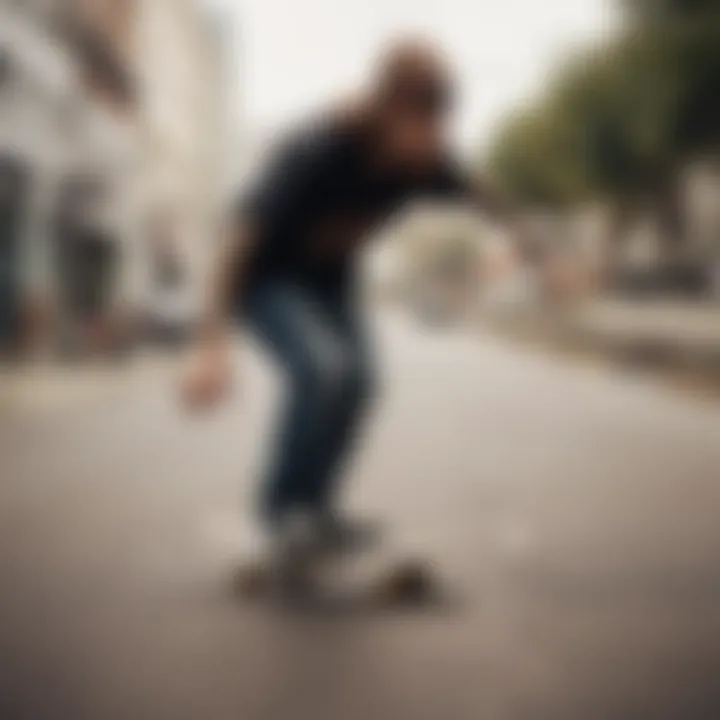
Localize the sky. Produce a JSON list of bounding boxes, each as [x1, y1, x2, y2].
[[207, 0, 616, 153]]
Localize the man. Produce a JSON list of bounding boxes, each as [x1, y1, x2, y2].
[[181, 39, 513, 575]]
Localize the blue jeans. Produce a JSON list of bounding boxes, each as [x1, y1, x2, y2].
[[244, 280, 375, 525]]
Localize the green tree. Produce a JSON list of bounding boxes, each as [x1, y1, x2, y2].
[[487, 106, 582, 207], [487, 0, 720, 260]]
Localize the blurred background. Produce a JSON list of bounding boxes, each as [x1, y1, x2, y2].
[[1, 0, 719, 385], [0, 0, 238, 362], [2, 1, 720, 719]]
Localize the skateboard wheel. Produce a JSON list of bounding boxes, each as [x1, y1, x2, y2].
[[231, 562, 270, 599], [372, 560, 436, 606]]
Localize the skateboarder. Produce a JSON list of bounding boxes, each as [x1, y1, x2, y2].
[[181, 38, 515, 577]]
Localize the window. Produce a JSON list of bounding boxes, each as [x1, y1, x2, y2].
[[0, 49, 13, 93]]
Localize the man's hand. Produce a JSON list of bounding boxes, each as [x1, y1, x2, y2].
[[180, 337, 234, 412]]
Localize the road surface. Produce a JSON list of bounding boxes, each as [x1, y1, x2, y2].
[[2, 313, 720, 720]]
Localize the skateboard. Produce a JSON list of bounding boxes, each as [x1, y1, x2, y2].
[[231, 554, 441, 610]]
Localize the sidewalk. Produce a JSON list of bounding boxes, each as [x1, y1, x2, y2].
[[569, 299, 720, 356], [0, 352, 180, 415], [481, 297, 720, 391], [3, 307, 720, 720]]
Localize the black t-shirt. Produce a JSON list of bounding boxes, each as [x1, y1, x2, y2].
[[237, 118, 470, 293]]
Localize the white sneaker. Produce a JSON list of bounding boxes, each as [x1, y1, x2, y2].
[[314, 513, 383, 556]]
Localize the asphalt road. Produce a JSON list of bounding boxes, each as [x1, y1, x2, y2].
[[2, 313, 720, 720]]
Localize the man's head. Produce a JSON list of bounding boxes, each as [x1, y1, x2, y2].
[[369, 38, 456, 171]]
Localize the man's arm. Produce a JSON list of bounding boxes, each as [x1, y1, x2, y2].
[[430, 158, 515, 225], [468, 174, 541, 262], [198, 216, 256, 345], [181, 216, 256, 411], [181, 125, 327, 410]]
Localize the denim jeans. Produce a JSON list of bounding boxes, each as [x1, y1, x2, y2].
[[244, 280, 375, 525]]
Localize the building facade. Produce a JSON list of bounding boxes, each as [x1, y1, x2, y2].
[[0, 0, 237, 352], [0, 0, 140, 351], [136, 0, 236, 314]]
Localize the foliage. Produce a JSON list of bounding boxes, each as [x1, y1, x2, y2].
[[487, 1, 720, 211]]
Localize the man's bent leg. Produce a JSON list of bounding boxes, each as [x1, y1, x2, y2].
[[244, 282, 352, 526], [304, 343, 374, 513], [302, 286, 377, 515]]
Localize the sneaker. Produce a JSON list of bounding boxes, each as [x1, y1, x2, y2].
[[313, 512, 382, 556]]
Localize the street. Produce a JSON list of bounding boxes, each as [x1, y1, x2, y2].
[[1, 312, 720, 720]]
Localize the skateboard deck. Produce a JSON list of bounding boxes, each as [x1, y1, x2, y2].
[[231, 555, 441, 610]]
